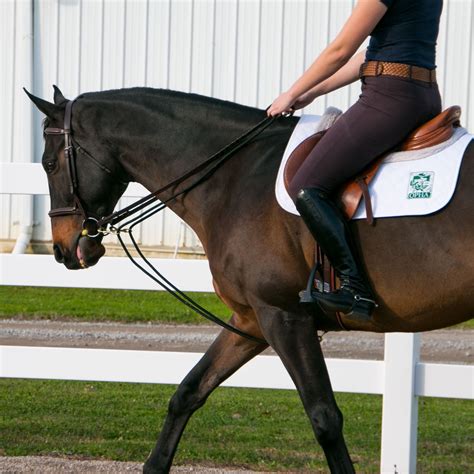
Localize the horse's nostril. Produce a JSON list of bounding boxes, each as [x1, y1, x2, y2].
[[53, 244, 65, 263]]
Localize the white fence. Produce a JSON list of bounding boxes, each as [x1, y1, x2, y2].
[[1, 337, 472, 474], [1, 163, 473, 473]]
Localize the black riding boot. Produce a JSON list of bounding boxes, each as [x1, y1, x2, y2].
[[295, 188, 377, 322]]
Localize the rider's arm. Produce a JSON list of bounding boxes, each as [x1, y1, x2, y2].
[[268, 0, 388, 116], [293, 50, 366, 110]]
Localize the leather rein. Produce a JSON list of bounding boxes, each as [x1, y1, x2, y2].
[[44, 98, 278, 345]]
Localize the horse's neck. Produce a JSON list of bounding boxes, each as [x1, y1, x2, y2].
[[108, 93, 268, 237]]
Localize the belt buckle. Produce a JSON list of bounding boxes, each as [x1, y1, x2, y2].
[[375, 61, 384, 76]]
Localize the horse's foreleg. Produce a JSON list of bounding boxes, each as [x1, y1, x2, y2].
[[258, 308, 355, 474], [143, 322, 267, 474]]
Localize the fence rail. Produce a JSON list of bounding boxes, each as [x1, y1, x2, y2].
[[1, 345, 471, 399], [1, 162, 473, 474], [0, 254, 213, 292]]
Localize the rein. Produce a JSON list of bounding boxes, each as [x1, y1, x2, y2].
[[45, 98, 278, 345], [96, 112, 277, 231]]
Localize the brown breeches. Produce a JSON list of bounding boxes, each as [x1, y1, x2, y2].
[[288, 75, 442, 199]]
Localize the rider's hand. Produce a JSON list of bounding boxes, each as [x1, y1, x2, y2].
[[267, 91, 296, 117]]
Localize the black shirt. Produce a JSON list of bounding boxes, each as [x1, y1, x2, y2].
[[366, 0, 443, 69]]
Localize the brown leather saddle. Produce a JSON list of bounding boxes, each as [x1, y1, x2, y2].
[[284, 106, 462, 224]]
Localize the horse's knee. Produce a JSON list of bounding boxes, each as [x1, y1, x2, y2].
[[168, 380, 207, 417], [309, 404, 344, 446]]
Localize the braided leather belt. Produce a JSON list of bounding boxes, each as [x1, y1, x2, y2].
[[360, 61, 437, 83]]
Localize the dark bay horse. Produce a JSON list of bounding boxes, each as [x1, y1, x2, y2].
[[27, 86, 473, 473]]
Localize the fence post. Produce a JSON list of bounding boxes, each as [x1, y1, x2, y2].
[[380, 333, 420, 474]]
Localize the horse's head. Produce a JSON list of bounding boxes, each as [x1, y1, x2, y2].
[[26, 86, 129, 269]]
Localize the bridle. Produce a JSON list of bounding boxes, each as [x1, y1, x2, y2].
[[44, 99, 118, 238], [42, 96, 281, 345], [44, 98, 279, 238]]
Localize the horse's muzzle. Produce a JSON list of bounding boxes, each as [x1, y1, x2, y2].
[[52, 236, 105, 269], [75, 235, 105, 268]]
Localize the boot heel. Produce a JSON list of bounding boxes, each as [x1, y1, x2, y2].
[[346, 298, 376, 322]]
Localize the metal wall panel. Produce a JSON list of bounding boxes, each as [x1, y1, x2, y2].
[[146, 0, 171, 88], [190, 1, 214, 96], [441, 0, 472, 112], [0, 0, 16, 239], [80, 0, 104, 91], [1, 0, 34, 241], [470, 5, 474, 130], [303, 1, 330, 115], [235, 0, 260, 106], [102, 0, 125, 90], [214, 1, 239, 101], [1, 0, 473, 252]]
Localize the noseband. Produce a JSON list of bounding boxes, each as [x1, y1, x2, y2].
[[44, 99, 109, 238]]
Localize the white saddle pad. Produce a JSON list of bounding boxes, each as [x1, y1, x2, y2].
[[275, 112, 473, 220]]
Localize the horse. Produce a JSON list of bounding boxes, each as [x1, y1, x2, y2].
[[27, 86, 473, 473]]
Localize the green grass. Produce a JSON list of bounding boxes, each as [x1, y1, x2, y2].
[[0, 379, 472, 472], [1, 286, 473, 329], [0, 286, 231, 324]]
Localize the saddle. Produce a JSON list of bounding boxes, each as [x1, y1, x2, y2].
[[284, 106, 462, 224]]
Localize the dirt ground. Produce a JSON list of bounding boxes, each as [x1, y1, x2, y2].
[[0, 456, 264, 473], [0, 319, 472, 363]]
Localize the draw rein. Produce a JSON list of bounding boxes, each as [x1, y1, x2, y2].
[[44, 99, 277, 345]]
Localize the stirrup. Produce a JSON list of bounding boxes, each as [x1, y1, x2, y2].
[[299, 263, 319, 304], [313, 287, 378, 321]]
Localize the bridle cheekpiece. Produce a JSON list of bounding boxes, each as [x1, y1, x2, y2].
[[44, 99, 104, 238]]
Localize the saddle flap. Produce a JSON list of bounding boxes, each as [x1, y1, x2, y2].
[[336, 158, 382, 222], [284, 131, 326, 191], [284, 130, 382, 221]]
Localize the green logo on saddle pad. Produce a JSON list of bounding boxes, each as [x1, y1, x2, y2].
[[407, 171, 434, 199]]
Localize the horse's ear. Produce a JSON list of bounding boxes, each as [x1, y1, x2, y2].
[[23, 88, 64, 120], [52, 85, 68, 105]]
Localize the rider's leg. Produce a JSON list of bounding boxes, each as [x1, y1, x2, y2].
[[296, 187, 376, 320], [288, 76, 441, 321]]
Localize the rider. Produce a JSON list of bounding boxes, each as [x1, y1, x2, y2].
[[268, 0, 443, 322]]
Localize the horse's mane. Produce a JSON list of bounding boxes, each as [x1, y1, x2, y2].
[[78, 87, 263, 117]]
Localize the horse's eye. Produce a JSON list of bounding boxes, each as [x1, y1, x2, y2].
[[44, 160, 57, 174]]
